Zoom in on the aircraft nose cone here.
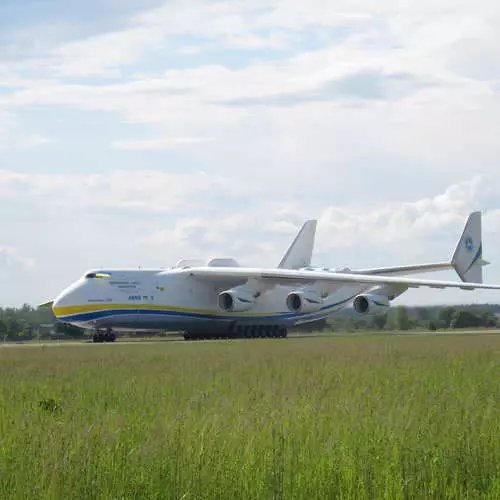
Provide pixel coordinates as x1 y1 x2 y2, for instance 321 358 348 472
52 282 81 318
53 290 69 308
52 293 67 318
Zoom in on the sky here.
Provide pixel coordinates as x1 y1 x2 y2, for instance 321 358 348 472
1 0 500 307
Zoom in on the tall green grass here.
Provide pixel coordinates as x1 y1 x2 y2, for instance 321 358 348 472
0 334 499 499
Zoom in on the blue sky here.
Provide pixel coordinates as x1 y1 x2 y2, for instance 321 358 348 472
1 0 500 307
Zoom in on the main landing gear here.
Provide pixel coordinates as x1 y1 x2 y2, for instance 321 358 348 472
183 325 288 341
92 328 117 343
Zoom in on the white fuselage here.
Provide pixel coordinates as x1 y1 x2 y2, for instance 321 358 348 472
52 267 373 333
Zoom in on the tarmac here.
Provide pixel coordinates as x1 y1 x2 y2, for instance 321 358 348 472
1 330 498 348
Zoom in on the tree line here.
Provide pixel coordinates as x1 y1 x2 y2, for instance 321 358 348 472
0 303 498 341
296 304 499 332
0 304 84 341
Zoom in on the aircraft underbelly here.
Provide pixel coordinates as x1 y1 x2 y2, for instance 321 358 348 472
95 316 231 332
84 308 332 334
91 313 299 331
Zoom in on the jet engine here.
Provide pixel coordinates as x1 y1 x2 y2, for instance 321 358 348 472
286 290 323 313
352 294 389 314
218 287 256 312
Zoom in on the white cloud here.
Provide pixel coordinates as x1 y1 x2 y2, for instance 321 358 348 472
0 245 35 270
110 137 215 149
140 176 500 266
0 169 237 213
0 111 52 149
316 177 491 255
49 26 165 77
1 0 499 171
45 1 292 78
8 0 496 84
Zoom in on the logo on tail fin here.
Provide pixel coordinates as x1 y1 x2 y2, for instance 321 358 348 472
464 236 474 252
452 212 487 283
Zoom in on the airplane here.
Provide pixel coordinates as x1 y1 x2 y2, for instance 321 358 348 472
47 211 500 342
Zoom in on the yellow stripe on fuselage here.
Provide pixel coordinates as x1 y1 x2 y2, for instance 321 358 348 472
52 303 282 318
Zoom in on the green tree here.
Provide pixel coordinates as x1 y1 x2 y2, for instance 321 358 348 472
450 310 483 329
394 306 411 331
415 307 430 322
427 320 438 331
370 314 387 330
0 319 7 339
479 310 497 328
5 316 21 338
17 319 33 339
438 307 456 329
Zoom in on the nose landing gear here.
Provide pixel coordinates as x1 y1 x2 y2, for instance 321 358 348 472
92 328 117 343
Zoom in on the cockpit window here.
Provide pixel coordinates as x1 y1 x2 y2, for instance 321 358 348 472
84 272 110 279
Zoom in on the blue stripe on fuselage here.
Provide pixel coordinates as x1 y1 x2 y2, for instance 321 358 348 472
57 293 360 324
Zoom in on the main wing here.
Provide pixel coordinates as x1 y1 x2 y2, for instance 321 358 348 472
185 267 500 292
352 262 453 277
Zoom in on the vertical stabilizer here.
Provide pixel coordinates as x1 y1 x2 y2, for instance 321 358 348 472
451 211 489 283
278 220 317 269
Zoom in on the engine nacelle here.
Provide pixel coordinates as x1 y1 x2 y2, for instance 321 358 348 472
218 287 255 312
353 294 389 315
286 290 323 313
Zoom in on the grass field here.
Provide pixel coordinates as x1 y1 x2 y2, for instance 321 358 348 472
0 334 499 499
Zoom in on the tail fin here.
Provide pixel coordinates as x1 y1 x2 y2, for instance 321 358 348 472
278 220 317 269
451 211 489 283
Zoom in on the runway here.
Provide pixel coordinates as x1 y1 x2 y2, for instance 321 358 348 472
0 340 174 348
1 330 497 349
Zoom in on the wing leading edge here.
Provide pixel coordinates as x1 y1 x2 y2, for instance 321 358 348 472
353 262 453 277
